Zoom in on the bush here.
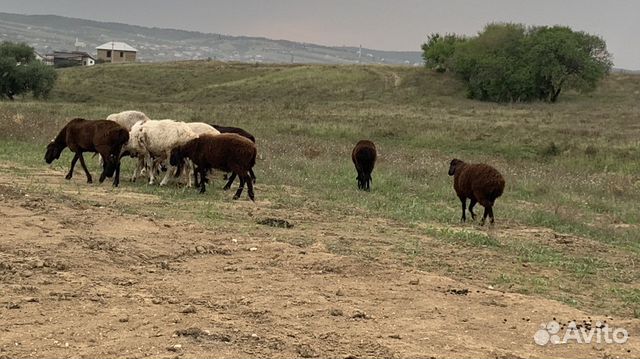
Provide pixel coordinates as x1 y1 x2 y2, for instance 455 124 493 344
0 41 57 99
422 23 612 103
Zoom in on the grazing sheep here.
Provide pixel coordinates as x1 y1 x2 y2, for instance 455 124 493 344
352 140 377 191
448 158 505 225
106 110 151 181
106 110 150 131
210 124 257 185
170 133 257 200
210 124 256 143
44 118 129 187
129 119 198 186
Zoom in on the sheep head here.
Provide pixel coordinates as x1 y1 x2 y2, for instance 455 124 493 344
44 141 63 164
448 158 464 176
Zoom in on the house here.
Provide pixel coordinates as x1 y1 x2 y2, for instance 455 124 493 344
96 41 137 63
45 51 96 67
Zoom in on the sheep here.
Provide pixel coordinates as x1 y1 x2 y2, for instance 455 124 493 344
352 140 377 191
44 118 129 187
129 119 198 186
210 124 257 186
106 110 150 131
169 133 257 200
106 110 151 181
448 158 505 225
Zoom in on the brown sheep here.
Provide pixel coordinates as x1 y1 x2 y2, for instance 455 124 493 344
169 133 257 200
210 124 257 185
352 140 377 191
44 118 129 187
448 159 505 225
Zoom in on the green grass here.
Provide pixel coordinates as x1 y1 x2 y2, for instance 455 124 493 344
1 61 639 318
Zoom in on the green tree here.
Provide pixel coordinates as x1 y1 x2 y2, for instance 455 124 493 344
421 33 466 72
422 23 612 103
525 26 612 102
0 41 57 100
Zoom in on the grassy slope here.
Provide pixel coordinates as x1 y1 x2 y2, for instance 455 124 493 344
1 61 639 317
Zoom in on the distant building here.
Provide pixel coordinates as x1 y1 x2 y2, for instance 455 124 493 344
45 51 95 67
96 41 137 63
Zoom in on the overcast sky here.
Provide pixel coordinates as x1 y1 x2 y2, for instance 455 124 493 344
0 0 638 69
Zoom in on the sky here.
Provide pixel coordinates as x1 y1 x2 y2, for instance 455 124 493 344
0 0 638 69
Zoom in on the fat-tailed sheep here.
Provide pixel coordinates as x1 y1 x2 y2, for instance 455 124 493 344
45 118 129 187
448 158 505 225
169 133 257 200
352 140 377 191
210 124 257 185
129 119 198 186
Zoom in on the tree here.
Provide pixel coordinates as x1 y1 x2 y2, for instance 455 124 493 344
525 26 612 102
0 41 57 100
422 23 612 103
421 33 466 72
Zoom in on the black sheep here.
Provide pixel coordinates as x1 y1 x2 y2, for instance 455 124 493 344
448 158 505 225
170 133 257 200
352 140 377 191
45 118 129 187
210 124 257 186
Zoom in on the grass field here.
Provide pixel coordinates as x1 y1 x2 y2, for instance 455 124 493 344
1 60 639 322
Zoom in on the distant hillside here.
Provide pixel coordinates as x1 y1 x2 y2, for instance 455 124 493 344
0 12 423 65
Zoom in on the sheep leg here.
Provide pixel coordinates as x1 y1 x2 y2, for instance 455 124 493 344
77 153 93 183
199 168 207 194
233 174 245 200
147 156 156 185
459 197 467 222
365 172 372 192
224 172 236 190
245 173 255 202
468 198 477 220
481 206 490 226
159 165 174 186
249 168 256 184
113 160 121 187
488 206 495 225
65 153 80 180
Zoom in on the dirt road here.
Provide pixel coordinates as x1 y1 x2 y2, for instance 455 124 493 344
1 168 638 358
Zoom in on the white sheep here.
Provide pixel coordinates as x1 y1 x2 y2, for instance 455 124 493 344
106 110 150 131
106 110 151 181
129 119 200 186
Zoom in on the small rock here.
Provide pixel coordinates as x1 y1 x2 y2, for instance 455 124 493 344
351 310 371 320
249 247 258 252
23 297 39 303
167 344 182 352
6 302 20 309
119 316 129 323
250 333 258 338
32 260 45 269
151 298 163 304
223 266 238 272
409 279 420 285
21 270 34 278
329 308 343 316
180 305 197 314
195 246 207 254
160 261 170 270
388 334 401 339
335 289 345 296
297 344 317 358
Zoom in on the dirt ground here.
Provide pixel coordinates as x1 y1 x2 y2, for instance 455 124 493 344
1 168 639 359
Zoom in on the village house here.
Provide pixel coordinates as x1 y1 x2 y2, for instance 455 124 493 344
96 41 137 63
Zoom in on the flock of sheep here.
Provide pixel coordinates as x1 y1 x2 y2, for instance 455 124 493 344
44 110 505 225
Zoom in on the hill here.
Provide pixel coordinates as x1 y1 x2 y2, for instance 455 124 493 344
0 12 423 65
